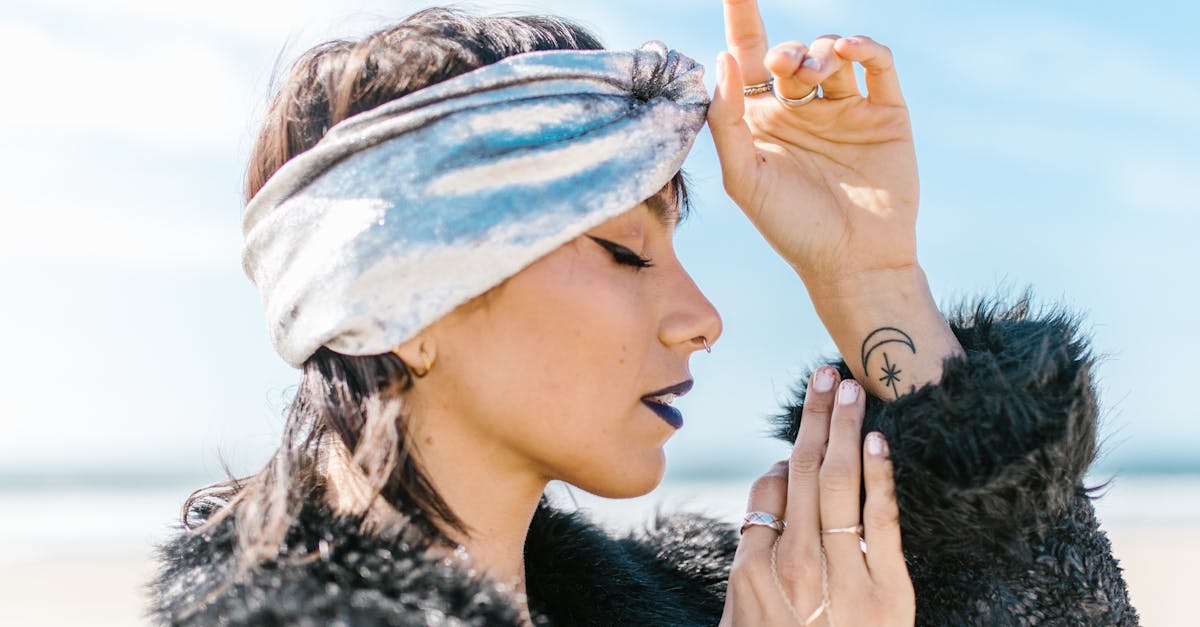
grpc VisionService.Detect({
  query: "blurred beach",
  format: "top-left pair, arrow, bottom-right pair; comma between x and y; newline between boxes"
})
1,473 -> 1197,626
2,0 -> 1196,624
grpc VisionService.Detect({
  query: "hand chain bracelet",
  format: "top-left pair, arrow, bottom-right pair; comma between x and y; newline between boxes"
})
770,536 -> 833,625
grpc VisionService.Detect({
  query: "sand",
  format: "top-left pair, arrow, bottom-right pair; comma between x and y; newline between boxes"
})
1,478 -> 1196,625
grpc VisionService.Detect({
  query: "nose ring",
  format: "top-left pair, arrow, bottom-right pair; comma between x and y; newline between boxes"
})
700,337 -> 712,354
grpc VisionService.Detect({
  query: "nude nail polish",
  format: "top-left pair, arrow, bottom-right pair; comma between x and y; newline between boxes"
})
866,432 -> 885,456
838,380 -> 859,404
813,368 -> 835,393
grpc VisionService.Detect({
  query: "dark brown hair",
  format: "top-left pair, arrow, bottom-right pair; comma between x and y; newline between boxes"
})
185,6 -> 690,578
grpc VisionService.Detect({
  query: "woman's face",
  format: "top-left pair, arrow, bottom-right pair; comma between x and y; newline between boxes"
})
407,190 -> 722,498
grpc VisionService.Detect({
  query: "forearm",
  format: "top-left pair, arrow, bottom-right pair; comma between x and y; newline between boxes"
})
804,265 -> 962,400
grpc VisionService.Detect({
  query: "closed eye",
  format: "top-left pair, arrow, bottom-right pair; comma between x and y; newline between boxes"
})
586,235 -> 653,270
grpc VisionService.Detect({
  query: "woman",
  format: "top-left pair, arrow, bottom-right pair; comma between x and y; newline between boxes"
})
151,4 -> 1137,625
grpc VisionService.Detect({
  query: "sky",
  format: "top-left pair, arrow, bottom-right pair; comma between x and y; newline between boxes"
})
0,0 -> 1196,484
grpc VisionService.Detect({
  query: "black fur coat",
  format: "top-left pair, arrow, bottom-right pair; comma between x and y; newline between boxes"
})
150,301 -> 1139,625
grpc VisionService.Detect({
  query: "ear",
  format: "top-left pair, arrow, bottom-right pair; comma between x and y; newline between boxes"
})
392,335 -> 436,374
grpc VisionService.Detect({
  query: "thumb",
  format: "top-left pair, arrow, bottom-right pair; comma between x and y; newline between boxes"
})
708,52 -> 760,202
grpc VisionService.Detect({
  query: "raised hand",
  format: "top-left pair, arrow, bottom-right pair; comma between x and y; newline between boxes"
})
710,1 -> 963,401
710,1 -> 919,291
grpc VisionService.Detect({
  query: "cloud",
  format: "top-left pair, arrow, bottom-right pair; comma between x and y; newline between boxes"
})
0,202 -> 240,267
0,19 -> 253,153
926,14 -> 1200,133
1114,156 -> 1200,216
919,109 -> 1200,218
9,0 -> 333,42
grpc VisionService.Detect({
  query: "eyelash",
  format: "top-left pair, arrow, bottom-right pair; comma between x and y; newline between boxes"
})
587,236 -> 654,270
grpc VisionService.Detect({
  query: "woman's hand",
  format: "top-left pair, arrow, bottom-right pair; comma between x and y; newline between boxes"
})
709,0 -> 964,400
710,0 -> 918,290
720,367 -> 914,626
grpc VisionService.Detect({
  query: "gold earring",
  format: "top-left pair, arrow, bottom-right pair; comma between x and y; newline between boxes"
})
409,343 -> 435,378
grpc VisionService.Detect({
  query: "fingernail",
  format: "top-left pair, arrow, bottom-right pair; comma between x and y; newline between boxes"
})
767,460 -> 789,476
843,36 -> 861,45
802,56 -> 821,72
866,432 -> 886,456
813,367 -> 835,393
838,380 -> 859,405
715,54 -> 726,84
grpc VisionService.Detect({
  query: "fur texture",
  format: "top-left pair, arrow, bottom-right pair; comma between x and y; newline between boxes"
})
775,297 -> 1137,625
150,497 -> 734,626
151,299 -> 1137,625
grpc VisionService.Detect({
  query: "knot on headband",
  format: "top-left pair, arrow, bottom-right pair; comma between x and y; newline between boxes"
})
243,42 -> 709,367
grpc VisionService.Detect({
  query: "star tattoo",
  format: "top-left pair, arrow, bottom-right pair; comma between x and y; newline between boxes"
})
879,352 -> 902,398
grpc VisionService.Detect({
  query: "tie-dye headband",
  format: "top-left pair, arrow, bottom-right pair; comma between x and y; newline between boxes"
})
242,42 -> 709,367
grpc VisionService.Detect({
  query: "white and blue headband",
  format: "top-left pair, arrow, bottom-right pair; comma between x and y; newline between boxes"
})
242,42 -> 709,367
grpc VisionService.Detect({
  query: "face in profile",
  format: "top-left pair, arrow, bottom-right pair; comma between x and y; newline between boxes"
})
400,193 -> 722,498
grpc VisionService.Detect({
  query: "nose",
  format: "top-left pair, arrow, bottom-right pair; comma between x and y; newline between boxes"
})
658,261 -> 723,354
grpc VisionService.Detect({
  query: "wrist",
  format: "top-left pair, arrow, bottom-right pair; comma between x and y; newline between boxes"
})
803,264 -> 964,399
803,264 -> 928,308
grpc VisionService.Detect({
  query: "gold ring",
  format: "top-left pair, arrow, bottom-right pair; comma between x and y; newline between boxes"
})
742,79 -> 774,96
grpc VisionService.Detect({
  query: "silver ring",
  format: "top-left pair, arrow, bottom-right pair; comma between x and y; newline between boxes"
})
740,511 -> 786,535
701,337 -> 712,354
742,79 -> 774,96
773,82 -> 820,108
821,524 -> 864,535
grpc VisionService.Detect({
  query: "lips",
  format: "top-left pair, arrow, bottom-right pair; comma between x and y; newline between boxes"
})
641,379 -> 693,429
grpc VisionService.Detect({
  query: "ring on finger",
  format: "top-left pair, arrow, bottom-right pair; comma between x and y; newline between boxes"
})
820,524 -> 863,535
740,511 -> 786,535
773,81 -> 819,108
823,524 -> 868,553
742,79 -> 775,96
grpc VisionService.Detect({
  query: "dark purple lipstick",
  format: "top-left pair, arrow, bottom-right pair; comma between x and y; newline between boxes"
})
641,379 -> 693,429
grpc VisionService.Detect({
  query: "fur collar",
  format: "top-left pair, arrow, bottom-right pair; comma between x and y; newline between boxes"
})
151,495 -> 734,626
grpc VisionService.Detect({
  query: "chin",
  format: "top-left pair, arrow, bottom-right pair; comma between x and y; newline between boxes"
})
567,449 -> 666,499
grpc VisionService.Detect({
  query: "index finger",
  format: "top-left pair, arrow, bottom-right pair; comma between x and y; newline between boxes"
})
783,366 -> 839,536
723,0 -> 771,84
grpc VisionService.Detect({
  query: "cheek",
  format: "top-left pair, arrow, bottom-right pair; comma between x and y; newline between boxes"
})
433,246 -> 672,493
447,250 -> 656,435
504,257 -> 650,400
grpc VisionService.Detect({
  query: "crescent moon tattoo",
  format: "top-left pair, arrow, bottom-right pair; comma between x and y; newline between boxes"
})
861,327 -> 917,399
